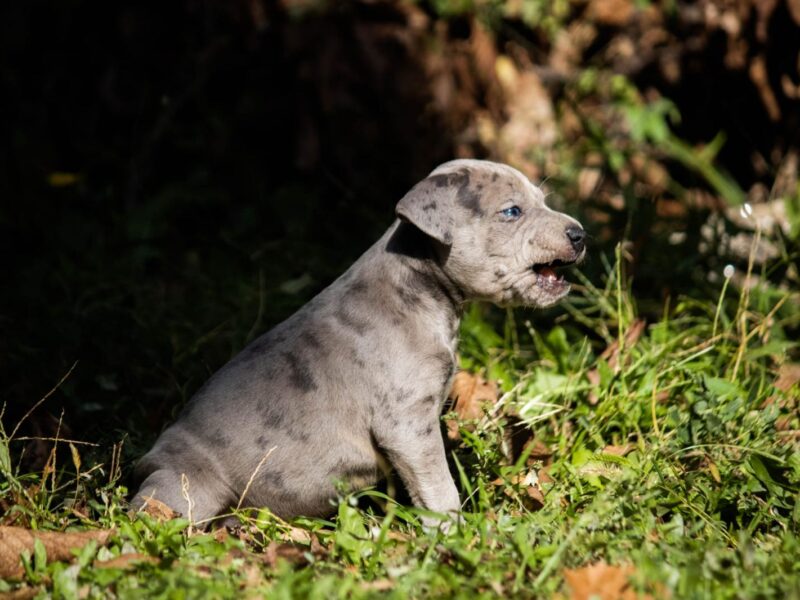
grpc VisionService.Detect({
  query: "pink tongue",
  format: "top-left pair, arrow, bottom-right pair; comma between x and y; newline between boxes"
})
538,266 -> 558,281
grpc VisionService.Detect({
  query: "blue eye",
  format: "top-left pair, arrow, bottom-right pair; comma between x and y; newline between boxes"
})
502,206 -> 522,219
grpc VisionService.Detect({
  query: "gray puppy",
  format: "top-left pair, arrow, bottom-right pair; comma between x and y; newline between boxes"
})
133,159 -> 586,525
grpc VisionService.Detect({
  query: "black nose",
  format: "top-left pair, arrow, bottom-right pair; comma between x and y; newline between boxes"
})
565,226 -> 586,252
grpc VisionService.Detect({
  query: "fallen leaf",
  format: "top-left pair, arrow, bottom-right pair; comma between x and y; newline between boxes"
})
309,533 -> 327,557
789,0 -> 800,25
501,415 -> 536,465
525,485 -> 545,510
262,541 -> 310,568
94,553 -> 158,570
386,531 -> 412,542
524,439 -> 554,463
0,526 -> 113,580
538,466 -> 554,484
602,444 -> 635,457
492,470 -> 546,511
563,561 -> 645,600
213,526 -> 230,544
578,168 -> 602,199
774,363 -> 800,393
496,68 -> 557,180
262,533 -> 327,569
446,371 -> 499,440
0,586 -> 43,600
361,579 -> 394,591
284,526 -> 311,544
601,320 -> 647,371
136,497 -> 179,522
764,363 -> 800,412
240,561 -> 266,589
587,0 -> 634,26
749,54 -> 781,121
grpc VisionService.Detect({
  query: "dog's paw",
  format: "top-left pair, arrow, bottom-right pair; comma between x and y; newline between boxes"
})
420,511 -> 461,535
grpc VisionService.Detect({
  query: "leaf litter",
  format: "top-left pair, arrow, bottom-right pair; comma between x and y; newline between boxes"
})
563,561 -> 654,600
446,370 -> 500,441
0,526 -> 113,580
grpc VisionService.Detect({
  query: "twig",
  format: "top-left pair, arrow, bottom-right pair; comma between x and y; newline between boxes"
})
181,473 -> 195,532
12,436 -> 99,446
236,445 -> 277,510
10,361 -> 78,440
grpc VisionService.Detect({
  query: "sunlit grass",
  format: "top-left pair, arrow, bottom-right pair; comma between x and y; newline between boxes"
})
2,242 -> 798,598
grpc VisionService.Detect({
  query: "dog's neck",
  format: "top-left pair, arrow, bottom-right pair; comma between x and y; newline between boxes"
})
383,220 -> 465,321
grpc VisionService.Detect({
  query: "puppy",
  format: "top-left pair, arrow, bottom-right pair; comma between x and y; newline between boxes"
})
133,159 -> 586,525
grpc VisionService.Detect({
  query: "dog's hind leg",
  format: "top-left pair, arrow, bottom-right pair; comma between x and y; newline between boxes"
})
131,468 -> 227,526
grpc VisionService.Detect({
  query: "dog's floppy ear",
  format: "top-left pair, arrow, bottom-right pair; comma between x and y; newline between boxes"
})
395,174 -> 456,245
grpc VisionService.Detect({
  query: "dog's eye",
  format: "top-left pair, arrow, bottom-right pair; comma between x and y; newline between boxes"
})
501,206 -> 522,219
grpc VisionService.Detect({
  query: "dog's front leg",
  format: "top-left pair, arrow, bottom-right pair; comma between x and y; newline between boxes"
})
373,411 -> 460,528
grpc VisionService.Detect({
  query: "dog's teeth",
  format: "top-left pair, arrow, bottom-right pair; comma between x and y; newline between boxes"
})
538,266 -> 557,282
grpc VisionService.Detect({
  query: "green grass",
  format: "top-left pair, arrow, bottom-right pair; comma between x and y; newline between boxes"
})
2,244 -> 798,599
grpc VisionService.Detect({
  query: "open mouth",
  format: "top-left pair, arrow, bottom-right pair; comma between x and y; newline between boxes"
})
531,258 -> 575,289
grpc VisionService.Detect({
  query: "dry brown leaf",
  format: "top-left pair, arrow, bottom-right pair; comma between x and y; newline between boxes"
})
386,530 -> 412,542
361,579 -> 394,591
262,541 -> 310,568
284,527 -> 311,544
94,553 -> 158,570
630,153 -> 669,193
777,429 -> 800,442
781,74 -> 800,99
524,439 -> 554,463
492,471 -> 546,510
470,21 -> 498,90
749,54 -> 781,121
262,532 -> 327,569
587,0 -> 635,27
602,444 -> 635,457
602,320 -> 647,370
240,560 -> 266,589
656,199 -> 688,219
564,561 -> 647,600
0,586 -> 42,600
764,363 -> 800,411
788,0 -> 800,25
309,533 -> 327,557
753,0 -> 780,41
213,526 -> 231,544
138,497 -> 179,521
498,69 -> 557,179
446,371 -> 499,440
538,466 -> 554,484
774,363 -> 800,393
578,168 -> 603,200
525,485 -> 545,510
0,526 -> 113,580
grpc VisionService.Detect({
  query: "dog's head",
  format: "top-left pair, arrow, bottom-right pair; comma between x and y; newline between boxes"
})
396,159 -> 586,308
